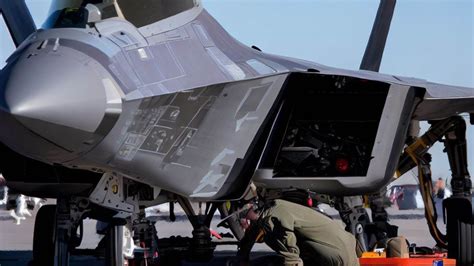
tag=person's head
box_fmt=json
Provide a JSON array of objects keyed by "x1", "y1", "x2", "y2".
[{"x1": 437, "y1": 178, "x2": 445, "y2": 189}]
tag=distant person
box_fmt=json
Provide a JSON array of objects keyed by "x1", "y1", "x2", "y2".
[
  {"x1": 10, "y1": 195, "x2": 31, "y2": 225},
  {"x1": 433, "y1": 178, "x2": 451, "y2": 219},
  {"x1": 0, "y1": 174, "x2": 7, "y2": 205},
  {"x1": 236, "y1": 199, "x2": 360, "y2": 266},
  {"x1": 434, "y1": 178, "x2": 445, "y2": 199},
  {"x1": 0, "y1": 173, "x2": 45, "y2": 224},
  {"x1": 433, "y1": 178, "x2": 451, "y2": 199}
]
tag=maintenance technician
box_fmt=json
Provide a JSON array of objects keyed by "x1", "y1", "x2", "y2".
[{"x1": 236, "y1": 199, "x2": 360, "y2": 266}]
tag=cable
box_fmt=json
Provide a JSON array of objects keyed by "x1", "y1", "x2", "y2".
[{"x1": 405, "y1": 139, "x2": 448, "y2": 248}]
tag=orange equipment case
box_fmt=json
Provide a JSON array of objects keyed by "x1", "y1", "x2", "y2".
[{"x1": 359, "y1": 258, "x2": 456, "y2": 265}]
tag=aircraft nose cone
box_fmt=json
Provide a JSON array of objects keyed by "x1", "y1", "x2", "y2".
[
  {"x1": 6, "y1": 52, "x2": 107, "y2": 133},
  {"x1": 0, "y1": 46, "x2": 121, "y2": 161}
]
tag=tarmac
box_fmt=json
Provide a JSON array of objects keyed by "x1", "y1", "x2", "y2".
[{"x1": 0, "y1": 202, "x2": 445, "y2": 266}]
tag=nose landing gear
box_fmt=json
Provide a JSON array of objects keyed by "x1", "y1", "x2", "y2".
[
  {"x1": 32, "y1": 198, "x2": 87, "y2": 266},
  {"x1": 32, "y1": 197, "x2": 125, "y2": 266}
]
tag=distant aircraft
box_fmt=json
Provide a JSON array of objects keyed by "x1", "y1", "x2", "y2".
[{"x1": 0, "y1": 0, "x2": 472, "y2": 265}]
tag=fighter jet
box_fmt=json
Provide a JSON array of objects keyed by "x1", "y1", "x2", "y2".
[{"x1": 0, "y1": 0, "x2": 472, "y2": 265}]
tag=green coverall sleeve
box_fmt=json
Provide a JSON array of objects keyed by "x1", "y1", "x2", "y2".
[{"x1": 262, "y1": 208, "x2": 303, "y2": 265}]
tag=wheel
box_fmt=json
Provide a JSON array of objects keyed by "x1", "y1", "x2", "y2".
[
  {"x1": 32, "y1": 204, "x2": 56, "y2": 265},
  {"x1": 445, "y1": 196, "x2": 473, "y2": 265},
  {"x1": 218, "y1": 203, "x2": 245, "y2": 241},
  {"x1": 455, "y1": 219, "x2": 473, "y2": 266}
]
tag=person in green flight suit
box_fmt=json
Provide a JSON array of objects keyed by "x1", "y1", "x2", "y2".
[{"x1": 236, "y1": 199, "x2": 360, "y2": 266}]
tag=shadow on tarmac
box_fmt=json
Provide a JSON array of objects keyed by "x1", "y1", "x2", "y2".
[{"x1": 0, "y1": 250, "x2": 277, "y2": 266}]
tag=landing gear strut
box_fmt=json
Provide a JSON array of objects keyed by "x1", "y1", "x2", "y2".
[
  {"x1": 441, "y1": 117, "x2": 473, "y2": 266},
  {"x1": 178, "y1": 196, "x2": 217, "y2": 261},
  {"x1": 336, "y1": 195, "x2": 398, "y2": 251},
  {"x1": 32, "y1": 197, "x2": 125, "y2": 266},
  {"x1": 336, "y1": 196, "x2": 371, "y2": 251},
  {"x1": 157, "y1": 196, "x2": 218, "y2": 264},
  {"x1": 399, "y1": 116, "x2": 473, "y2": 265},
  {"x1": 32, "y1": 197, "x2": 87, "y2": 266}
]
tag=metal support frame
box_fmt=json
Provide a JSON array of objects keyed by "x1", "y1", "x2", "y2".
[
  {"x1": 366, "y1": 192, "x2": 399, "y2": 248},
  {"x1": 127, "y1": 210, "x2": 159, "y2": 264},
  {"x1": 336, "y1": 196, "x2": 371, "y2": 251},
  {"x1": 89, "y1": 172, "x2": 138, "y2": 219}
]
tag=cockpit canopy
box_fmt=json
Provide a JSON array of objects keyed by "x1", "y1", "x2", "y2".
[{"x1": 45, "y1": 0, "x2": 198, "y2": 28}]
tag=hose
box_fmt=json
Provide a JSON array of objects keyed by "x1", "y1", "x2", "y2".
[{"x1": 405, "y1": 139, "x2": 448, "y2": 248}]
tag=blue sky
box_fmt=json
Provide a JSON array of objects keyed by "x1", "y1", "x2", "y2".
[
  {"x1": 204, "y1": 0, "x2": 473, "y2": 87},
  {"x1": 0, "y1": 0, "x2": 473, "y2": 181}
]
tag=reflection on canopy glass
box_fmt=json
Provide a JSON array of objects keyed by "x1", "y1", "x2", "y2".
[{"x1": 45, "y1": 0, "x2": 197, "y2": 28}]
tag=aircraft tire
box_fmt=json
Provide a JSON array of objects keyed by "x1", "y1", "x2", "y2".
[
  {"x1": 455, "y1": 219, "x2": 473, "y2": 266},
  {"x1": 32, "y1": 204, "x2": 56, "y2": 266}
]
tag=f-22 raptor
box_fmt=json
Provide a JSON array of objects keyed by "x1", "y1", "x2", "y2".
[{"x1": 0, "y1": 0, "x2": 472, "y2": 265}]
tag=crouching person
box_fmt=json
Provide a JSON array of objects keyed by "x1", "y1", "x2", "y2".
[{"x1": 237, "y1": 199, "x2": 360, "y2": 266}]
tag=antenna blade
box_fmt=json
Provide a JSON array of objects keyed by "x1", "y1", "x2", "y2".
[
  {"x1": 0, "y1": 0, "x2": 36, "y2": 47},
  {"x1": 359, "y1": 0, "x2": 396, "y2": 72}
]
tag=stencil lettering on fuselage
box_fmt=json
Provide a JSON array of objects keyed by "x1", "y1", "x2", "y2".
[{"x1": 117, "y1": 85, "x2": 224, "y2": 162}]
